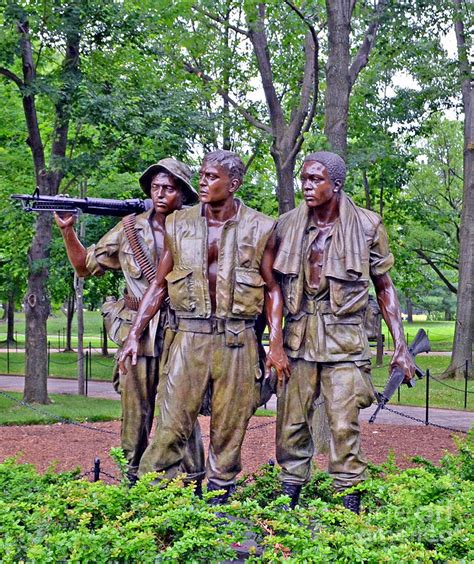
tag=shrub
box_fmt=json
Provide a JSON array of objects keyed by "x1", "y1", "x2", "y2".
[{"x1": 0, "y1": 432, "x2": 472, "y2": 562}]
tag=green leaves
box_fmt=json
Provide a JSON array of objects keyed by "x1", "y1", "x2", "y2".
[{"x1": 1, "y1": 434, "x2": 473, "y2": 561}]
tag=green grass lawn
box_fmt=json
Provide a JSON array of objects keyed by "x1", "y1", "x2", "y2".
[
  {"x1": 382, "y1": 320, "x2": 455, "y2": 352},
  {"x1": 371, "y1": 354, "x2": 473, "y2": 411},
  {"x1": 1, "y1": 311, "x2": 458, "y2": 351},
  {"x1": 0, "y1": 391, "x2": 121, "y2": 425},
  {"x1": 0, "y1": 352, "x2": 115, "y2": 381}
]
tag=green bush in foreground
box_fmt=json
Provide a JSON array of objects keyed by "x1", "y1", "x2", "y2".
[{"x1": 0, "y1": 434, "x2": 472, "y2": 563}]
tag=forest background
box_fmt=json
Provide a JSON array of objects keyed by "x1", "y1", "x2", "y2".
[{"x1": 0, "y1": 0, "x2": 472, "y2": 403}]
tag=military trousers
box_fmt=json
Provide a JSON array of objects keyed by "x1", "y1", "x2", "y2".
[
  {"x1": 115, "y1": 351, "x2": 205, "y2": 481},
  {"x1": 137, "y1": 326, "x2": 261, "y2": 486},
  {"x1": 276, "y1": 358, "x2": 376, "y2": 492}
]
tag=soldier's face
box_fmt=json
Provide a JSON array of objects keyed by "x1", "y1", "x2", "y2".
[
  {"x1": 301, "y1": 161, "x2": 339, "y2": 208},
  {"x1": 150, "y1": 172, "x2": 183, "y2": 215},
  {"x1": 198, "y1": 162, "x2": 238, "y2": 204}
]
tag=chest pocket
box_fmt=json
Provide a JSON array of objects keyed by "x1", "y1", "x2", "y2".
[
  {"x1": 165, "y1": 269, "x2": 196, "y2": 312},
  {"x1": 232, "y1": 267, "x2": 265, "y2": 317},
  {"x1": 120, "y1": 250, "x2": 142, "y2": 279}
]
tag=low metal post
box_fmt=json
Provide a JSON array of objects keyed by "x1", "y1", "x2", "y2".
[
  {"x1": 85, "y1": 351, "x2": 89, "y2": 396},
  {"x1": 93, "y1": 458, "x2": 101, "y2": 482},
  {"x1": 15, "y1": 331, "x2": 18, "y2": 352},
  {"x1": 57, "y1": 330, "x2": 61, "y2": 352},
  {"x1": 397, "y1": 385, "x2": 400, "y2": 403},
  {"x1": 464, "y1": 360, "x2": 469, "y2": 410},
  {"x1": 6, "y1": 338, "x2": 10, "y2": 374},
  {"x1": 47, "y1": 341, "x2": 50, "y2": 376},
  {"x1": 88, "y1": 342, "x2": 92, "y2": 385},
  {"x1": 425, "y1": 368, "x2": 430, "y2": 425}
]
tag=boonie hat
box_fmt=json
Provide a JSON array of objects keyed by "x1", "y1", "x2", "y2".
[{"x1": 139, "y1": 158, "x2": 198, "y2": 205}]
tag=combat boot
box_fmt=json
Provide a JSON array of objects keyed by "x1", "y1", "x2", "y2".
[
  {"x1": 342, "y1": 492, "x2": 361, "y2": 514},
  {"x1": 281, "y1": 482, "x2": 302, "y2": 509},
  {"x1": 206, "y1": 481, "x2": 236, "y2": 505}
]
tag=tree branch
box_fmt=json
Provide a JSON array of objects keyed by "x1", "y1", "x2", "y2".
[
  {"x1": 349, "y1": 0, "x2": 388, "y2": 88},
  {"x1": 284, "y1": 0, "x2": 320, "y2": 148},
  {"x1": 183, "y1": 61, "x2": 272, "y2": 134},
  {"x1": 247, "y1": 3, "x2": 286, "y2": 134},
  {"x1": 415, "y1": 248, "x2": 458, "y2": 294},
  {"x1": 17, "y1": 18, "x2": 46, "y2": 184},
  {"x1": 0, "y1": 67, "x2": 24, "y2": 88},
  {"x1": 191, "y1": 5, "x2": 249, "y2": 36}
]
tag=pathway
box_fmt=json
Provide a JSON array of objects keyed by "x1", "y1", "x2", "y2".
[{"x1": 1, "y1": 374, "x2": 472, "y2": 431}]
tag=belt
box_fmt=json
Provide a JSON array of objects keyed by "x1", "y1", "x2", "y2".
[
  {"x1": 177, "y1": 317, "x2": 255, "y2": 334},
  {"x1": 124, "y1": 294, "x2": 141, "y2": 311},
  {"x1": 302, "y1": 298, "x2": 331, "y2": 315}
]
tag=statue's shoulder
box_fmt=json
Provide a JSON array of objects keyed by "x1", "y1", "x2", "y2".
[
  {"x1": 351, "y1": 202, "x2": 383, "y2": 235},
  {"x1": 240, "y1": 203, "x2": 276, "y2": 232},
  {"x1": 275, "y1": 204, "x2": 304, "y2": 235}
]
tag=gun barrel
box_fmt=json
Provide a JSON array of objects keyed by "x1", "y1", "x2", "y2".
[{"x1": 11, "y1": 194, "x2": 151, "y2": 217}]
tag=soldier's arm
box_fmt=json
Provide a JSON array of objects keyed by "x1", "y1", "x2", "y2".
[
  {"x1": 372, "y1": 272, "x2": 416, "y2": 382},
  {"x1": 118, "y1": 244, "x2": 174, "y2": 373},
  {"x1": 54, "y1": 212, "x2": 89, "y2": 277},
  {"x1": 260, "y1": 233, "x2": 291, "y2": 382}
]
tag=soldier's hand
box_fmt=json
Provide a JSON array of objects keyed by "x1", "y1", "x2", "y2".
[
  {"x1": 54, "y1": 211, "x2": 76, "y2": 230},
  {"x1": 265, "y1": 343, "x2": 291, "y2": 383},
  {"x1": 118, "y1": 334, "x2": 139, "y2": 375},
  {"x1": 391, "y1": 346, "x2": 416, "y2": 384}
]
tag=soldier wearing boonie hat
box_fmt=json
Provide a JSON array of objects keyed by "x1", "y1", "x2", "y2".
[
  {"x1": 139, "y1": 158, "x2": 199, "y2": 205},
  {"x1": 54, "y1": 157, "x2": 204, "y2": 489}
]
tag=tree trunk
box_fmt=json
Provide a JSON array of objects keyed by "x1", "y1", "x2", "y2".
[
  {"x1": 76, "y1": 275, "x2": 85, "y2": 395},
  {"x1": 444, "y1": 0, "x2": 473, "y2": 380},
  {"x1": 64, "y1": 290, "x2": 75, "y2": 351},
  {"x1": 273, "y1": 150, "x2": 296, "y2": 213},
  {"x1": 23, "y1": 212, "x2": 52, "y2": 404},
  {"x1": 101, "y1": 318, "x2": 109, "y2": 356},
  {"x1": 324, "y1": 0, "x2": 352, "y2": 159},
  {"x1": 406, "y1": 297, "x2": 414, "y2": 324},
  {"x1": 446, "y1": 86, "x2": 473, "y2": 379}
]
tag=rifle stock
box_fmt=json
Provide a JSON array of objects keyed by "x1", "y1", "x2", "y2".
[{"x1": 369, "y1": 329, "x2": 430, "y2": 424}]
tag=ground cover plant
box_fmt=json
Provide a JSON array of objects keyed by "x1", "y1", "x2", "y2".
[{"x1": 0, "y1": 435, "x2": 472, "y2": 562}]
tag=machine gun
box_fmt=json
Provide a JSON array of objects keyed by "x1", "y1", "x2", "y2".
[
  {"x1": 11, "y1": 188, "x2": 152, "y2": 217},
  {"x1": 369, "y1": 328, "x2": 430, "y2": 424}
]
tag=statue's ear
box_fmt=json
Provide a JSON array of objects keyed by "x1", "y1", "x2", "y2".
[
  {"x1": 230, "y1": 178, "x2": 241, "y2": 193},
  {"x1": 333, "y1": 179, "x2": 342, "y2": 192}
]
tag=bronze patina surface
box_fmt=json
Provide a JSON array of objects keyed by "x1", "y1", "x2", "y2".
[
  {"x1": 55, "y1": 159, "x2": 204, "y2": 482},
  {"x1": 120, "y1": 150, "x2": 289, "y2": 493},
  {"x1": 274, "y1": 151, "x2": 415, "y2": 499}
]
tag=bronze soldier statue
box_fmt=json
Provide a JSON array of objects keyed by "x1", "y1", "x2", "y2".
[
  {"x1": 119, "y1": 150, "x2": 290, "y2": 503},
  {"x1": 273, "y1": 151, "x2": 415, "y2": 513},
  {"x1": 54, "y1": 159, "x2": 205, "y2": 487}
]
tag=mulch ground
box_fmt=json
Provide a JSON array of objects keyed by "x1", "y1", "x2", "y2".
[{"x1": 0, "y1": 416, "x2": 462, "y2": 482}]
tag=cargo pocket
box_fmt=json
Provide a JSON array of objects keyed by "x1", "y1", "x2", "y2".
[
  {"x1": 323, "y1": 312, "x2": 365, "y2": 355},
  {"x1": 232, "y1": 267, "x2": 265, "y2": 316},
  {"x1": 283, "y1": 311, "x2": 307, "y2": 351},
  {"x1": 101, "y1": 298, "x2": 134, "y2": 347},
  {"x1": 355, "y1": 362, "x2": 377, "y2": 409},
  {"x1": 165, "y1": 269, "x2": 196, "y2": 312}
]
